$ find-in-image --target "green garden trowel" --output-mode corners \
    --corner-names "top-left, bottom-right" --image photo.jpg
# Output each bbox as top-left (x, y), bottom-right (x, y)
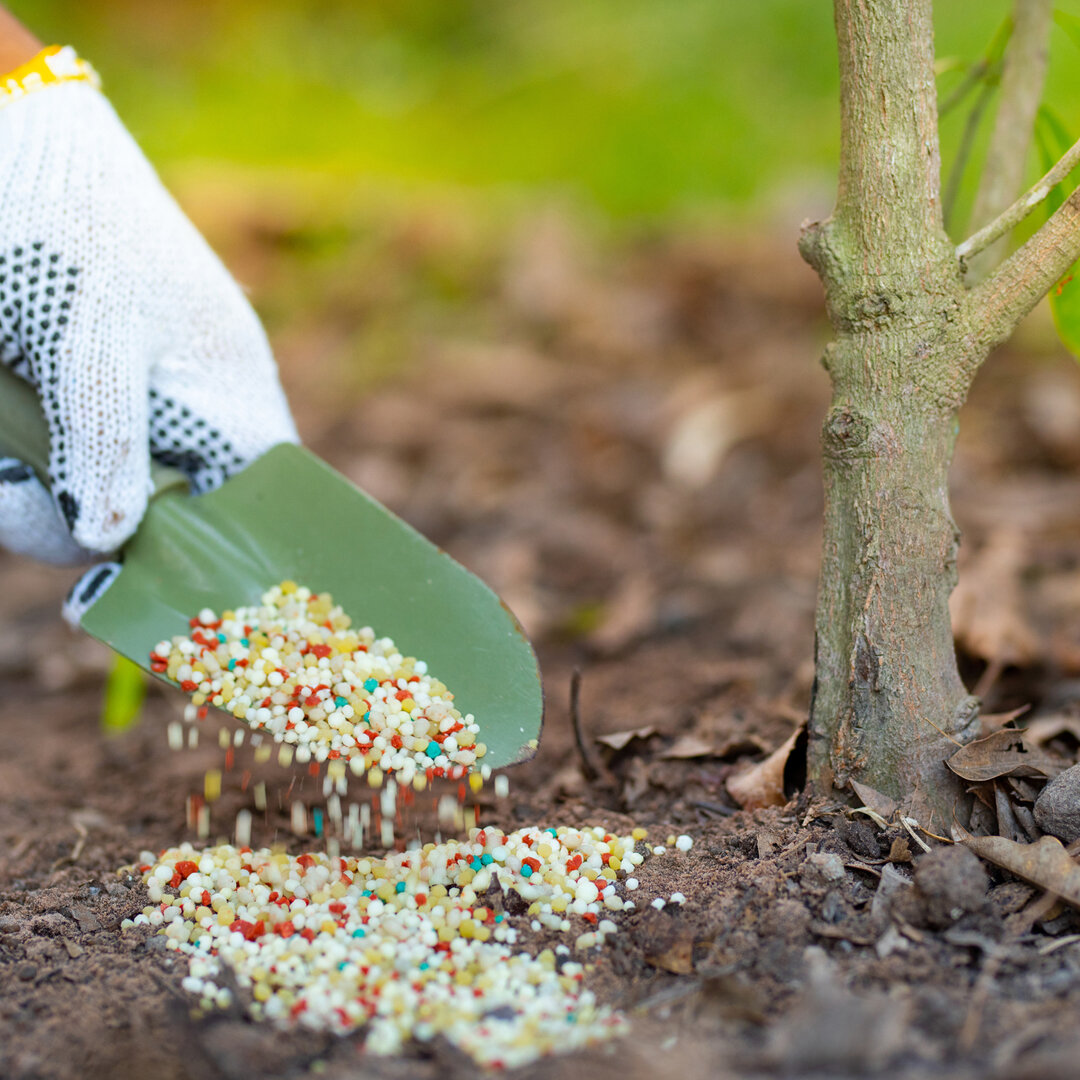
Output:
top-left (0, 366), bottom-right (543, 768)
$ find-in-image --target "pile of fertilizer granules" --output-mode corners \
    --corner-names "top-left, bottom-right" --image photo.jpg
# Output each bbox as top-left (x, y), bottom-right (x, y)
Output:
top-left (124, 827), bottom-right (697, 1068)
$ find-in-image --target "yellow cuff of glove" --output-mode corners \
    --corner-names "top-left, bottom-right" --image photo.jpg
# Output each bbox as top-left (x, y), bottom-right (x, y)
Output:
top-left (0, 45), bottom-right (99, 110)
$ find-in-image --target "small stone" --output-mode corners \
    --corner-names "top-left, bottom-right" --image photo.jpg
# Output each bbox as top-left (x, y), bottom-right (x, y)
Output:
top-left (803, 851), bottom-right (846, 885)
top-left (63, 940), bottom-right (84, 959)
top-left (1034, 764), bottom-right (1080, 843)
top-left (910, 846), bottom-right (988, 928)
top-left (870, 863), bottom-right (912, 922)
top-left (67, 905), bottom-right (101, 933)
top-left (16, 962), bottom-right (36, 981)
top-left (819, 889), bottom-right (845, 924)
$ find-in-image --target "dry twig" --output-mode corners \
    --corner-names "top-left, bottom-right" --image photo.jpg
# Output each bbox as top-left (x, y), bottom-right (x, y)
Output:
top-left (569, 669), bottom-right (604, 782)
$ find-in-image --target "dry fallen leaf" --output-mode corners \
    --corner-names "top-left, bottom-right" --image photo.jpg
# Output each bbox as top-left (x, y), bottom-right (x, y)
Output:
top-left (595, 726), bottom-right (657, 752)
top-left (659, 734), bottom-right (716, 760)
top-left (661, 383), bottom-right (775, 490)
top-left (1023, 714), bottom-right (1080, 747)
top-left (726, 726), bottom-right (802, 810)
top-left (850, 779), bottom-right (898, 820)
top-left (708, 734), bottom-right (773, 760)
top-left (978, 704), bottom-right (1031, 736)
top-left (955, 829), bottom-right (1080, 911)
top-left (946, 729), bottom-right (1062, 783)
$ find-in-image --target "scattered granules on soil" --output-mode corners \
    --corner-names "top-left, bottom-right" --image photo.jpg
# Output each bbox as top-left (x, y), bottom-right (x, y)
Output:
top-left (123, 824), bottom-right (662, 1069)
top-left (151, 582), bottom-right (483, 785)
top-left (141, 582), bottom-right (698, 1067)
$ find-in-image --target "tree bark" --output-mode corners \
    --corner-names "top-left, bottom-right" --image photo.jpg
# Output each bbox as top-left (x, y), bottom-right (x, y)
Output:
top-left (802, 0), bottom-right (980, 824)
top-left (808, 340), bottom-right (980, 826)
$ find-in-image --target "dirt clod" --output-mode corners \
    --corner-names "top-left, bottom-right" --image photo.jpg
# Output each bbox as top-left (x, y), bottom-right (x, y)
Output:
top-left (910, 845), bottom-right (990, 929)
top-left (801, 850), bottom-right (846, 886)
top-left (834, 815), bottom-right (884, 859)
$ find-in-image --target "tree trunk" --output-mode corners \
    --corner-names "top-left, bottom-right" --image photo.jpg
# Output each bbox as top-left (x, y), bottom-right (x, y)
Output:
top-left (808, 338), bottom-right (980, 826)
top-left (802, 0), bottom-right (1080, 820)
top-left (801, 0), bottom-right (982, 824)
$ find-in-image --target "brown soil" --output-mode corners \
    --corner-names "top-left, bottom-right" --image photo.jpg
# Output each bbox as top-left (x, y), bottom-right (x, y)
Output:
top-left (4, 212), bottom-right (1080, 1079)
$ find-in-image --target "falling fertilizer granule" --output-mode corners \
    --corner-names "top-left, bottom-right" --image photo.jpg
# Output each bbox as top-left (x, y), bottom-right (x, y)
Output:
top-left (152, 581), bottom-right (482, 782)
top-left (125, 824), bottom-right (657, 1068)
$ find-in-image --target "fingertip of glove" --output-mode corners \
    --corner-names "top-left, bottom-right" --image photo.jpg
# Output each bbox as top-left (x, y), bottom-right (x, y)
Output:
top-left (63, 561), bottom-right (121, 629)
top-left (0, 458), bottom-right (35, 485)
top-left (65, 491), bottom-right (144, 555)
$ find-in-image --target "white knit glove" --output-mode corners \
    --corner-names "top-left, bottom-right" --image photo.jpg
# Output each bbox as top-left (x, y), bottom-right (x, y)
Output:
top-left (0, 48), bottom-right (297, 570)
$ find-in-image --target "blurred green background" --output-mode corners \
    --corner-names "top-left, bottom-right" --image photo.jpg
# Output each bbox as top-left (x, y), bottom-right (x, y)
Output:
top-left (11, 0), bottom-right (1080, 420)
top-left (13, 0), bottom-right (1080, 230)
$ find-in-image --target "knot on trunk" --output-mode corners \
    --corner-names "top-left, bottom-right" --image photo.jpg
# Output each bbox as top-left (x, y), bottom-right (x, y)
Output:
top-left (852, 291), bottom-right (901, 327)
top-left (823, 406), bottom-right (872, 459)
top-left (952, 695), bottom-right (981, 742)
top-left (798, 218), bottom-right (830, 273)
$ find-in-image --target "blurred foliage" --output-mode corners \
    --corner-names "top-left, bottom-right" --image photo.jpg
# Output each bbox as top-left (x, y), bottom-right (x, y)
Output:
top-left (1036, 101), bottom-right (1080, 359)
top-left (11, 0), bottom-right (1080, 225)
top-left (15, 0), bottom-right (836, 218)
top-left (100, 654), bottom-right (146, 735)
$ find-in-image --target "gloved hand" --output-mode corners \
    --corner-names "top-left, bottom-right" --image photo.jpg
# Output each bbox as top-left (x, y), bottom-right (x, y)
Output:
top-left (0, 47), bottom-right (297, 578)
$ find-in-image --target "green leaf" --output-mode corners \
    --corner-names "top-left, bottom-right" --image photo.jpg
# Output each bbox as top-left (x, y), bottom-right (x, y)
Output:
top-left (1035, 106), bottom-right (1073, 217)
top-left (934, 56), bottom-right (967, 78)
top-left (1054, 9), bottom-right (1080, 54)
top-left (101, 653), bottom-right (146, 735)
top-left (987, 14), bottom-right (1015, 62)
top-left (937, 17), bottom-right (1011, 122)
top-left (940, 16), bottom-right (1013, 228)
top-left (1049, 266), bottom-right (1080, 361)
top-left (1034, 106), bottom-right (1080, 360)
